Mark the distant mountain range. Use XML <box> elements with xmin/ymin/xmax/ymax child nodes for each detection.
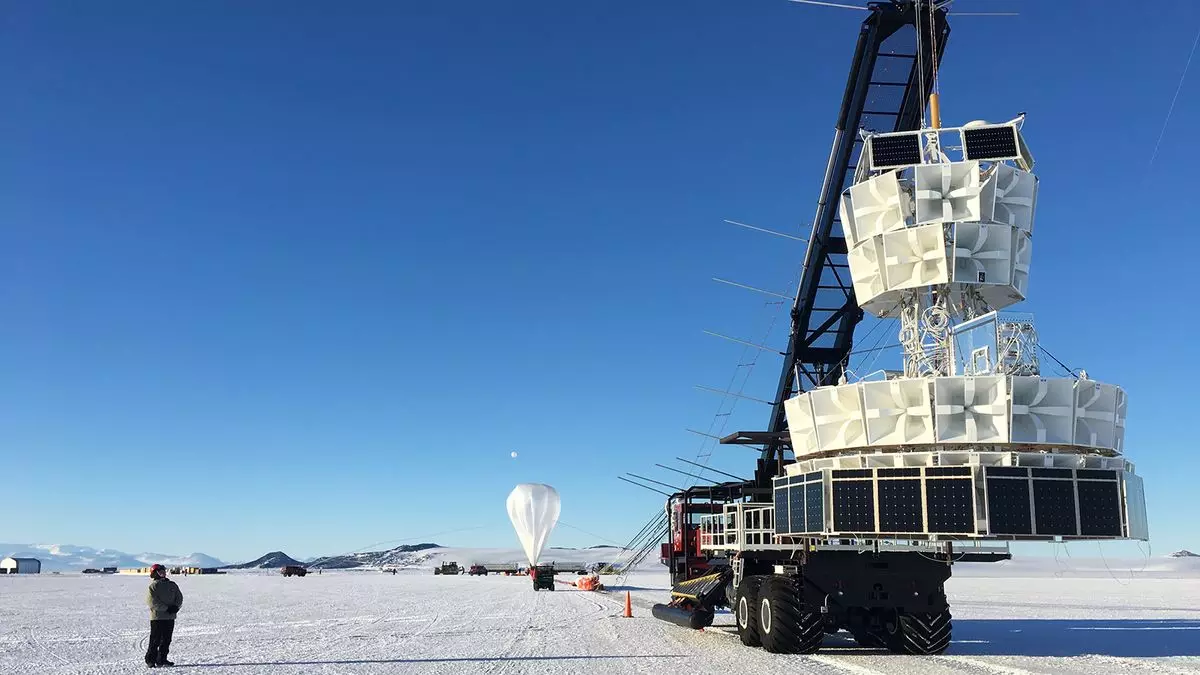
<box><xmin>0</xmin><ymin>544</ymin><xmax>225</xmax><ymax>572</ymax></box>
<box><xmin>308</xmin><ymin>543</ymin><xmax>442</xmax><ymax>569</ymax></box>
<box><xmin>222</xmin><ymin>551</ymin><xmax>307</xmax><ymax>569</ymax></box>
<box><xmin>1169</xmin><ymin>550</ymin><xmax>1198</xmax><ymax>558</ymax></box>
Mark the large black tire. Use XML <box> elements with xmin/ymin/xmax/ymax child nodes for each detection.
<box><xmin>757</xmin><ymin>576</ymin><xmax>823</xmax><ymax>654</ymax></box>
<box><xmin>735</xmin><ymin>576</ymin><xmax>766</xmax><ymax>647</ymax></box>
<box><xmin>895</xmin><ymin>608</ymin><xmax>952</xmax><ymax>655</ymax></box>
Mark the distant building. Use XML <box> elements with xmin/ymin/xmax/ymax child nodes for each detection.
<box><xmin>1</xmin><ymin>557</ymin><xmax>41</xmax><ymax>574</ymax></box>
<box><xmin>118</xmin><ymin>567</ymin><xmax>153</xmax><ymax>575</ymax></box>
<box><xmin>118</xmin><ymin>565</ymin><xmax>221</xmax><ymax>576</ymax></box>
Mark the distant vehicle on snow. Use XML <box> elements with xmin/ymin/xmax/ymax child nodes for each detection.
<box><xmin>281</xmin><ymin>565</ymin><xmax>307</xmax><ymax>577</ymax></box>
<box><xmin>433</xmin><ymin>562</ymin><xmax>462</xmax><ymax>575</ymax></box>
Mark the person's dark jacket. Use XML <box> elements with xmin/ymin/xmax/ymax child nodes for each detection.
<box><xmin>146</xmin><ymin>577</ymin><xmax>184</xmax><ymax>621</ymax></box>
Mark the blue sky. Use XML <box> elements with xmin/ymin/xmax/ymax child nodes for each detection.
<box><xmin>2</xmin><ymin>0</ymin><xmax>1197</xmax><ymax>563</ymax></box>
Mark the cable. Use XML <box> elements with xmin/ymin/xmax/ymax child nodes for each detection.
<box><xmin>916</xmin><ymin>0</ymin><xmax>927</xmax><ymax>128</ymax></box>
<box><xmin>1149</xmin><ymin>23</ymin><xmax>1200</xmax><ymax>170</ymax></box>
<box><xmin>557</xmin><ymin>521</ymin><xmax>627</xmax><ymax>548</ymax></box>
<box><xmin>1037</xmin><ymin>344</ymin><xmax>1078</xmax><ymax>378</ymax></box>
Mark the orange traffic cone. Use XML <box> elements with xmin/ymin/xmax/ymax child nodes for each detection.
<box><xmin>624</xmin><ymin>591</ymin><xmax>632</xmax><ymax>618</ymax></box>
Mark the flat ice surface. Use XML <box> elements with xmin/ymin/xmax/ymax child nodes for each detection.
<box><xmin>3</xmin><ymin>564</ymin><xmax>1199</xmax><ymax>674</ymax></box>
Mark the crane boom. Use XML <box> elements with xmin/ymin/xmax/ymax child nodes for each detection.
<box><xmin>744</xmin><ymin>1</ymin><xmax>950</xmax><ymax>488</ymax></box>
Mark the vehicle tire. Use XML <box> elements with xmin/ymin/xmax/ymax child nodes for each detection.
<box><xmin>895</xmin><ymin>607</ymin><xmax>952</xmax><ymax>655</ymax></box>
<box><xmin>735</xmin><ymin>575</ymin><xmax>766</xmax><ymax>647</ymax></box>
<box><xmin>757</xmin><ymin>576</ymin><xmax>823</xmax><ymax>654</ymax></box>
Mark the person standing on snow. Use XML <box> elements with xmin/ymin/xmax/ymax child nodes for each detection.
<box><xmin>144</xmin><ymin>564</ymin><xmax>184</xmax><ymax>668</ymax></box>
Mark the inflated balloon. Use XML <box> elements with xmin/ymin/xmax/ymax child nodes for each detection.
<box><xmin>506</xmin><ymin>483</ymin><xmax>561</xmax><ymax>566</ymax></box>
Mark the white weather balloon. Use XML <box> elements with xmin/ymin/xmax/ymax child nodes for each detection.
<box><xmin>511</xmin><ymin>451</ymin><xmax>518</xmax><ymax>458</ymax></box>
<box><xmin>506</xmin><ymin>483</ymin><xmax>561</xmax><ymax>566</ymax></box>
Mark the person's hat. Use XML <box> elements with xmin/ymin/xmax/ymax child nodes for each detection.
<box><xmin>150</xmin><ymin>564</ymin><xmax>166</xmax><ymax>577</ymax></box>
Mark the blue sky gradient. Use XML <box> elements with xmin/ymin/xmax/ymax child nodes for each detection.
<box><xmin>2</xmin><ymin>0</ymin><xmax>1197</xmax><ymax>562</ymax></box>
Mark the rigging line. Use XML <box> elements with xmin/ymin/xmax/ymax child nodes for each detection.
<box><xmin>850</xmin><ymin>342</ymin><xmax>901</xmax><ymax>357</ymax></box>
<box><xmin>916</xmin><ymin>0</ymin><xmax>927</xmax><ymax>128</ymax></box>
<box><xmin>1149</xmin><ymin>22</ymin><xmax>1200</xmax><ymax>170</ymax></box>
<box><xmin>1038</xmin><ymin>344</ymin><xmax>1078</xmax><ymax>378</ymax></box>
<box><xmin>557</xmin><ymin>521</ymin><xmax>628</xmax><ymax>548</ymax></box>
<box><xmin>691</xmin><ymin>299</ymin><xmax>780</xmax><ymax>480</ymax></box>
<box><xmin>929</xmin><ymin>0</ymin><xmax>940</xmax><ymax>95</ymax></box>
<box><xmin>833</xmin><ymin>301</ymin><xmax>900</xmax><ymax>385</ymax></box>
<box><xmin>853</xmin><ymin>313</ymin><xmax>896</xmax><ymax>379</ymax></box>
<box><xmin>820</xmin><ymin>314</ymin><xmax>887</xmax><ymax>386</ymax></box>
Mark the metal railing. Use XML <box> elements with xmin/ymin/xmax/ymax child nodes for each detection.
<box><xmin>699</xmin><ymin>502</ymin><xmax>776</xmax><ymax>552</ymax></box>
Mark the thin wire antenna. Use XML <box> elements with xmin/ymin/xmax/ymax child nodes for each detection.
<box><xmin>674</xmin><ymin>456</ymin><xmax>749</xmax><ymax>481</ymax></box>
<box><xmin>1149</xmin><ymin>23</ymin><xmax>1200</xmax><ymax>169</ymax></box>
<box><xmin>686</xmin><ymin>428</ymin><xmax>724</xmax><ymax>440</ymax></box>
<box><xmin>626</xmin><ymin>472</ymin><xmax>688</xmax><ymax>492</ymax></box>
<box><xmin>713</xmin><ymin>277</ymin><xmax>795</xmax><ymax>300</ymax></box>
<box><xmin>703</xmin><ymin>330</ymin><xmax>785</xmax><ymax>354</ymax></box>
<box><xmin>787</xmin><ymin>0</ymin><xmax>866</xmax><ymax>10</ymax></box>
<box><xmin>617</xmin><ymin>475</ymin><xmax>671</xmax><ymax>496</ymax></box>
<box><xmin>936</xmin><ymin>0</ymin><xmax>1018</xmax><ymax>13</ymax></box>
<box><xmin>693</xmin><ymin>384</ymin><xmax>775</xmax><ymax>405</ymax></box>
<box><xmin>724</xmin><ymin>219</ymin><xmax>807</xmax><ymax>242</ymax></box>
<box><xmin>654</xmin><ymin>462</ymin><xmax>731</xmax><ymax>484</ymax></box>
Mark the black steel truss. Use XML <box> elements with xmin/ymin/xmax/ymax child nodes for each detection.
<box><xmin>744</xmin><ymin>1</ymin><xmax>950</xmax><ymax>488</ymax></box>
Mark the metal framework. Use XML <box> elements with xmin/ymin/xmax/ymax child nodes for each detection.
<box><xmin>752</xmin><ymin>1</ymin><xmax>951</xmax><ymax>487</ymax></box>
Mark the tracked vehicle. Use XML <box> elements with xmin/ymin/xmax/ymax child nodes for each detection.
<box><xmin>650</xmin><ymin>0</ymin><xmax>1148</xmax><ymax>655</ymax></box>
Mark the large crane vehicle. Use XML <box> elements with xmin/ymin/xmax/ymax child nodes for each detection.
<box><xmin>645</xmin><ymin>0</ymin><xmax>1149</xmax><ymax>655</ymax></box>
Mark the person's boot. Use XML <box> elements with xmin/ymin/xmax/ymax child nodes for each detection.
<box><xmin>157</xmin><ymin>659</ymin><xmax>174</xmax><ymax>667</ymax></box>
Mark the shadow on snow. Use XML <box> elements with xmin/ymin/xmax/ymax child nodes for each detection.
<box><xmin>178</xmin><ymin>654</ymin><xmax>688</xmax><ymax>668</ymax></box>
<box><xmin>948</xmin><ymin>618</ymin><xmax>1200</xmax><ymax>657</ymax></box>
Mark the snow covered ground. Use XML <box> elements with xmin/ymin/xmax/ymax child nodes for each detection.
<box><xmin>3</xmin><ymin>560</ymin><xmax>1199</xmax><ymax>674</ymax></box>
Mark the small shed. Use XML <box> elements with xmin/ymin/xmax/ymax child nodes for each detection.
<box><xmin>1</xmin><ymin>557</ymin><xmax>41</xmax><ymax>574</ymax></box>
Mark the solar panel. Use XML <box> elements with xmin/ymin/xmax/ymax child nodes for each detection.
<box><xmin>790</xmin><ymin>484</ymin><xmax>808</xmax><ymax>531</ymax></box>
<box><xmin>1033</xmin><ymin>479</ymin><xmax>1078</xmax><ymax>535</ymax></box>
<box><xmin>878</xmin><ymin>479</ymin><xmax>923</xmax><ymax>532</ymax></box>
<box><xmin>962</xmin><ymin>125</ymin><xmax>1020</xmax><ymax>162</ymax></box>
<box><xmin>926</xmin><ymin>466</ymin><xmax>972</xmax><ymax>477</ymax></box>
<box><xmin>806</xmin><ymin>480</ymin><xmax>824</xmax><ymax>532</ymax></box>
<box><xmin>774</xmin><ymin>485</ymin><xmax>790</xmax><ymax>534</ymax></box>
<box><xmin>833</xmin><ymin>480</ymin><xmax>875</xmax><ymax>531</ymax></box>
<box><xmin>1078</xmin><ymin>481</ymin><xmax>1122</xmax><ymax>536</ymax></box>
<box><xmin>926</xmin><ymin>479</ymin><xmax>975</xmax><ymax>533</ymax></box>
<box><xmin>870</xmin><ymin>132</ymin><xmax>922</xmax><ymax>169</ymax></box>
<box><xmin>986</xmin><ymin>476</ymin><xmax>1033</xmax><ymax>535</ymax></box>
